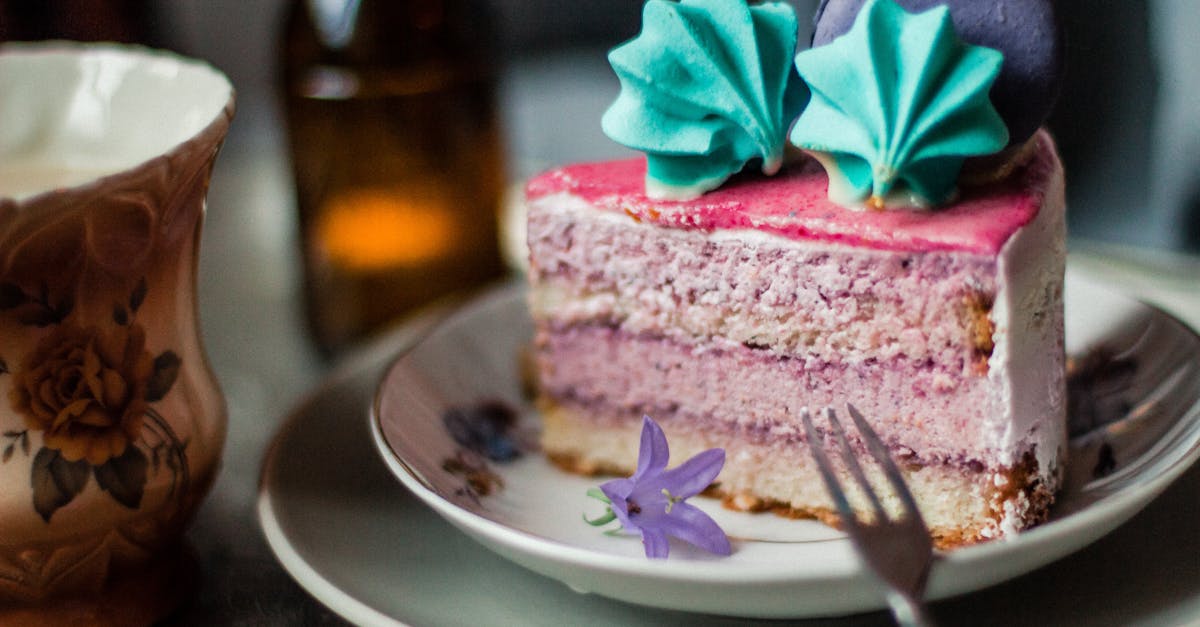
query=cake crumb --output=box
[724,493,767,512]
[932,373,956,392]
[962,291,995,374]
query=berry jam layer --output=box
[536,324,1046,465]
[526,132,1061,256]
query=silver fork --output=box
[801,405,936,627]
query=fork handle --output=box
[887,591,935,627]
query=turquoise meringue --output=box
[790,0,1009,209]
[602,0,807,200]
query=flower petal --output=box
[101,368,128,408]
[54,399,92,429]
[654,502,732,556]
[633,415,670,480]
[77,406,114,427]
[600,477,634,503]
[600,479,637,530]
[658,447,725,498]
[640,528,670,559]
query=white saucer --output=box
[260,273,1200,626]
[370,272,1200,619]
[257,308,883,626]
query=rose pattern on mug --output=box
[1,277,189,522]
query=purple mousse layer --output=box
[528,197,997,365]
[537,324,1014,465]
[526,132,1059,255]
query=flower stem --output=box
[141,417,177,496]
[145,408,190,505]
[583,509,618,527]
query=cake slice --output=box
[526,131,1066,547]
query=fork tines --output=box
[801,404,928,531]
[801,404,936,627]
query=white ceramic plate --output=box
[256,307,893,626]
[371,271,1200,619]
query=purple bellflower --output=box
[584,416,731,559]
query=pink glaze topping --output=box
[526,132,1059,255]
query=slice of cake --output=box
[528,0,1066,548]
[528,131,1065,546]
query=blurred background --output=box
[4,0,1200,252]
[2,1,1199,623]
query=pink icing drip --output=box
[525,132,1058,255]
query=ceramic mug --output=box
[0,43,233,622]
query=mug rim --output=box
[0,41,237,205]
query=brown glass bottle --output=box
[281,0,506,356]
